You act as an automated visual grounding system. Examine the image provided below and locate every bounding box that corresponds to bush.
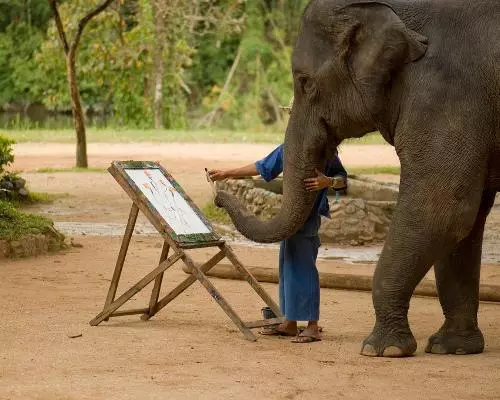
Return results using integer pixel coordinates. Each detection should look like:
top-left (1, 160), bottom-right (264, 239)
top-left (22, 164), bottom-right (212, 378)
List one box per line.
top-left (0, 135), bottom-right (15, 174)
top-left (0, 199), bottom-right (61, 241)
top-left (0, 171), bottom-right (29, 201)
top-left (0, 135), bottom-right (32, 202)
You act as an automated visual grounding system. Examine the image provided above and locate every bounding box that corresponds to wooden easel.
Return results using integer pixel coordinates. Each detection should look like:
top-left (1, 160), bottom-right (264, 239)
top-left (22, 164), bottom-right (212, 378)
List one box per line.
top-left (89, 161), bottom-right (283, 341)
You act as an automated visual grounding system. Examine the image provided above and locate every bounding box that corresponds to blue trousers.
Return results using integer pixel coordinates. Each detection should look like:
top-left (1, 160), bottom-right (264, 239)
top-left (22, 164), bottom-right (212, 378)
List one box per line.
top-left (278, 234), bottom-right (320, 321)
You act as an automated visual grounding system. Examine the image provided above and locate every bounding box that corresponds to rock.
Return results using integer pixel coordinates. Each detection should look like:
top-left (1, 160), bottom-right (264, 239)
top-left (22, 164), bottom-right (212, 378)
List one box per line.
top-left (48, 237), bottom-right (61, 252)
top-left (345, 205), bottom-right (356, 214)
top-left (0, 240), bottom-right (9, 258)
top-left (9, 240), bottom-right (24, 258)
top-left (17, 188), bottom-right (29, 197)
top-left (71, 240), bottom-right (84, 248)
top-left (0, 180), bottom-right (14, 190)
top-left (351, 198), bottom-right (366, 210)
top-left (13, 178), bottom-right (26, 190)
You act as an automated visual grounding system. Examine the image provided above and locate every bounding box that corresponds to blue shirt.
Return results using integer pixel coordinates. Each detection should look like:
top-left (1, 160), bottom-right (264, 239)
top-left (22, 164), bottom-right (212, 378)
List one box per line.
top-left (255, 144), bottom-right (347, 236)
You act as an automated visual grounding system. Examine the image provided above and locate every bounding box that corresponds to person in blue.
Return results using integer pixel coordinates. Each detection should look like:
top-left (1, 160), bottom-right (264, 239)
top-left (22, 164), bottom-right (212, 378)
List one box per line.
top-left (208, 145), bottom-right (347, 343)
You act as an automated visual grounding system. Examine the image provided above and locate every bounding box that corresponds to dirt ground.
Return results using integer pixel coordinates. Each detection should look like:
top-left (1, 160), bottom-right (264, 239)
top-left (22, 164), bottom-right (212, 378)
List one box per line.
top-left (2, 143), bottom-right (500, 399)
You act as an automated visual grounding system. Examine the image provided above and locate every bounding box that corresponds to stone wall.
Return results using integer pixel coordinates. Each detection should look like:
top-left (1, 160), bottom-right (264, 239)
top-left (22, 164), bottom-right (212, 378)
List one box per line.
top-left (217, 179), bottom-right (283, 219)
top-left (0, 231), bottom-right (66, 259)
top-left (252, 176), bottom-right (399, 202)
top-left (216, 179), bottom-right (396, 245)
top-left (321, 199), bottom-right (395, 245)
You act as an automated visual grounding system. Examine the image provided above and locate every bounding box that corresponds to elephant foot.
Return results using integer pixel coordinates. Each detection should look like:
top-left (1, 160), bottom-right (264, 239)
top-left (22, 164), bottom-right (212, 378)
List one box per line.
top-left (361, 327), bottom-right (417, 357)
top-left (425, 326), bottom-right (484, 355)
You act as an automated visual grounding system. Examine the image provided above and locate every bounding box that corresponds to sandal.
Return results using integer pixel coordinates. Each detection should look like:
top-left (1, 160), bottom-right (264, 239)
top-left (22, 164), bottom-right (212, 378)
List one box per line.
top-left (259, 326), bottom-right (297, 336)
top-left (291, 329), bottom-right (322, 343)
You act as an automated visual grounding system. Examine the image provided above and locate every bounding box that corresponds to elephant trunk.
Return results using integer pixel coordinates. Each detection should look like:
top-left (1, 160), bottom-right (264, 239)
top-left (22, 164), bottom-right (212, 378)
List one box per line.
top-left (215, 144), bottom-right (321, 243)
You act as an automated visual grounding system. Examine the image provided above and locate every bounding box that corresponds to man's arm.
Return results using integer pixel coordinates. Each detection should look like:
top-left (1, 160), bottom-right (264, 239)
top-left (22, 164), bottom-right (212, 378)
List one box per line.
top-left (208, 164), bottom-right (259, 182)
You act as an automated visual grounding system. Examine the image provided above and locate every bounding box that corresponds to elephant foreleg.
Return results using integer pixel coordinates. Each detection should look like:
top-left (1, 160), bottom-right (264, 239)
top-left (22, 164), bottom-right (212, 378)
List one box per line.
top-left (360, 172), bottom-right (485, 357)
top-left (425, 190), bottom-right (496, 355)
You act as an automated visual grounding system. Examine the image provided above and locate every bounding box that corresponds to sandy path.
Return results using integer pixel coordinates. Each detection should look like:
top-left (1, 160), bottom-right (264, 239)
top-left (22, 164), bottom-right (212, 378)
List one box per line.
top-left (2, 142), bottom-right (500, 399)
top-left (1, 237), bottom-right (500, 400)
top-left (12, 142), bottom-right (400, 171)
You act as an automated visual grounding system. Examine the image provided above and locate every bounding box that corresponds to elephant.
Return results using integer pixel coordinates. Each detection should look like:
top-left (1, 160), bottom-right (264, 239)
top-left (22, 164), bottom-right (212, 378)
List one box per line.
top-left (215, 0), bottom-right (500, 357)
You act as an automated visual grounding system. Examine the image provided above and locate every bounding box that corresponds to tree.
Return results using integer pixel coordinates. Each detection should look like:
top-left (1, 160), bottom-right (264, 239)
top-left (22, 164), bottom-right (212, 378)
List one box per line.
top-left (48, 0), bottom-right (115, 168)
top-left (150, 0), bottom-right (166, 129)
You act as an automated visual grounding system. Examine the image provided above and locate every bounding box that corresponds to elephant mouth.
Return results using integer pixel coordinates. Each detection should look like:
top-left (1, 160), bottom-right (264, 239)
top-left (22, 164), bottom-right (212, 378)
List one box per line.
top-left (320, 118), bottom-right (339, 158)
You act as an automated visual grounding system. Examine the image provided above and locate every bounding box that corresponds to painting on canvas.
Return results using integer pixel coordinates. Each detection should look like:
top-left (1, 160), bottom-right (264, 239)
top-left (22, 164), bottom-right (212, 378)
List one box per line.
top-left (124, 168), bottom-right (211, 235)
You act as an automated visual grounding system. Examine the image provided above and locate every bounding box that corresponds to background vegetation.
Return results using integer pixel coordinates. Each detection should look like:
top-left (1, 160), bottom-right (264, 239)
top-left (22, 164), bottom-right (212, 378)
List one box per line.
top-left (0, 0), bottom-right (309, 132)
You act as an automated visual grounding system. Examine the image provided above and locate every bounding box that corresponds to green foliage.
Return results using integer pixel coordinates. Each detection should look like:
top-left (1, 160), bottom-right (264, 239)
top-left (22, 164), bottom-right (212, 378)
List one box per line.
top-left (0, 22), bottom-right (46, 104)
top-left (0, 0), bottom-right (311, 131)
top-left (0, 199), bottom-right (57, 241)
top-left (0, 135), bottom-right (14, 173)
top-left (36, 166), bottom-right (106, 173)
top-left (348, 166), bottom-right (401, 176)
top-left (3, 127), bottom-right (285, 144)
top-left (202, 202), bottom-right (231, 224)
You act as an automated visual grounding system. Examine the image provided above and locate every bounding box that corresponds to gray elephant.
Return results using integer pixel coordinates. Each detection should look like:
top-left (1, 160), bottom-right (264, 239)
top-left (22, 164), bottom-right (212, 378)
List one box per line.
top-left (215, 0), bottom-right (500, 357)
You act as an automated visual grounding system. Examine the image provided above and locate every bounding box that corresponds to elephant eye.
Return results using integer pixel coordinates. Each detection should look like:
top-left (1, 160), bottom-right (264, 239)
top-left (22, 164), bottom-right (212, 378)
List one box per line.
top-left (299, 76), bottom-right (316, 96)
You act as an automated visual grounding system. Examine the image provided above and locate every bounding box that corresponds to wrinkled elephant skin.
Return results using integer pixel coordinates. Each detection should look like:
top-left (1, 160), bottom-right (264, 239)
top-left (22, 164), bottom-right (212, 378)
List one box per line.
top-left (216, 0), bottom-right (500, 357)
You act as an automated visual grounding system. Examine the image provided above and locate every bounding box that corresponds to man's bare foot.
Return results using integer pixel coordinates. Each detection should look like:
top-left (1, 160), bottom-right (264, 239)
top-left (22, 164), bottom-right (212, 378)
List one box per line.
top-left (291, 322), bottom-right (322, 343)
top-left (277, 320), bottom-right (297, 335)
top-left (259, 320), bottom-right (297, 336)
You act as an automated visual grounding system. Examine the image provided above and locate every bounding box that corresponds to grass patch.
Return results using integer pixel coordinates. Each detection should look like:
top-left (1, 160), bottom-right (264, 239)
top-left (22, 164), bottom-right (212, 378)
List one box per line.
top-left (25, 191), bottom-right (68, 204)
top-left (36, 167), bottom-right (106, 173)
top-left (348, 166), bottom-right (401, 175)
top-left (0, 200), bottom-right (59, 241)
top-left (202, 202), bottom-right (232, 224)
top-left (2, 128), bottom-right (389, 145)
top-left (7, 191), bottom-right (68, 208)
top-left (343, 132), bottom-right (387, 145)
top-left (3, 128), bottom-right (285, 144)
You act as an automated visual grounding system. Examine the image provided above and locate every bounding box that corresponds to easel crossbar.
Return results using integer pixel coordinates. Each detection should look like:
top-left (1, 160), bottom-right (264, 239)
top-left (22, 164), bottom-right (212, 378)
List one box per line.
top-left (143, 248), bottom-right (227, 319)
top-left (90, 251), bottom-right (183, 326)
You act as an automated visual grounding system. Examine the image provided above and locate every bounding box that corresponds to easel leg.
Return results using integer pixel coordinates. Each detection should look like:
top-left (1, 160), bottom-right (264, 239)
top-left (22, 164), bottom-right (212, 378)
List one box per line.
top-left (141, 241), bottom-right (170, 320)
top-left (90, 252), bottom-right (183, 326)
top-left (151, 249), bottom-right (226, 315)
top-left (103, 203), bottom-right (139, 321)
top-left (182, 254), bottom-right (257, 342)
top-left (224, 244), bottom-right (282, 319)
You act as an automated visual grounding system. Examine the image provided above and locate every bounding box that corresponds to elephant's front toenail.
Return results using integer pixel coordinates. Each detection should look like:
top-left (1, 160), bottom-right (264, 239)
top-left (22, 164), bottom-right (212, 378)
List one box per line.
top-left (382, 346), bottom-right (405, 357)
top-left (430, 344), bottom-right (447, 354)
top-left (360, 344), bottom-right (378, 357)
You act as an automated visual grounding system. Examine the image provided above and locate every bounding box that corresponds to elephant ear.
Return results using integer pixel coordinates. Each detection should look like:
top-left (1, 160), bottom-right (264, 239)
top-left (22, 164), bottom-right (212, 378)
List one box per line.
top-left (343, 2), bottom-right (428, 116)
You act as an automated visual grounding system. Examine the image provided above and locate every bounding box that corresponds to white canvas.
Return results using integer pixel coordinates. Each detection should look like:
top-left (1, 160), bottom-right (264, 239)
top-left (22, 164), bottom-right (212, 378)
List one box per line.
top-left (125, 168), bottom-right (211, 235)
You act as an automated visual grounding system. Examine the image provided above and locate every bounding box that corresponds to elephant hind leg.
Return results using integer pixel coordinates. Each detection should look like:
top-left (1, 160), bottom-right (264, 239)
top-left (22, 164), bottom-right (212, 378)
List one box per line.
top-left (426, 190), bottom-right (496, 355)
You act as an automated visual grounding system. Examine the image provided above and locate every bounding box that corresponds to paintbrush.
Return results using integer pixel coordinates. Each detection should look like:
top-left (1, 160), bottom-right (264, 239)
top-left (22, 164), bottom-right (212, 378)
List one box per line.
top-left (205, 168), bottom-right (217, 198)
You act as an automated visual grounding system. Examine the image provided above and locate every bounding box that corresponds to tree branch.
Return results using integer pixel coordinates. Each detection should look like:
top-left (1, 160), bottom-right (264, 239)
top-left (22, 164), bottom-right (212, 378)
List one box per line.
top-left (48, 0), bottom-right (69, 55)
top-left (71, 0), bottom-right (115, 54)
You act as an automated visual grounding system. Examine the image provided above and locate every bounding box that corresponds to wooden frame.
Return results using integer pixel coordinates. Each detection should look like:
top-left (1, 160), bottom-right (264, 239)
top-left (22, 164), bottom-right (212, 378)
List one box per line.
top-left (89, 161), bottom-right (283, 341)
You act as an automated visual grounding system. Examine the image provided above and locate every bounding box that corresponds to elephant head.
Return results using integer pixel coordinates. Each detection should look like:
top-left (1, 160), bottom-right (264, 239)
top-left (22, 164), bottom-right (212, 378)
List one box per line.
top-left (215, 0), bottom-right (427, 243)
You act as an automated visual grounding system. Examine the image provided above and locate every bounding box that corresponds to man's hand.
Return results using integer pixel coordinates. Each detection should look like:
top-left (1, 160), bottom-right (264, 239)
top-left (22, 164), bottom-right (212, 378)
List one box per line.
top-left (207, 169), bottom-right (228, 182)
top-left (304, 169), bottom-right (332, 191)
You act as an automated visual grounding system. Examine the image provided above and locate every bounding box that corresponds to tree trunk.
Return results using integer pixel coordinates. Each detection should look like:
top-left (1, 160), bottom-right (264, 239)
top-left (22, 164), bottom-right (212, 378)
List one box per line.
top-left (152, 0), bottom-right (165, 129)
top-left (49, 0), bottom-right (115, 169)
top-left (66, 53), bottom-right (88, 168)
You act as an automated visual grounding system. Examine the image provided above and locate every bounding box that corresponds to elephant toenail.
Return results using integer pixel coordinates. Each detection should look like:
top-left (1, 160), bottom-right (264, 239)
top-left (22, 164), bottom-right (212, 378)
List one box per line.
top-left (360, 344), bottom-right (378, 357)
top-left (430, 344), bottom-right (447, 354)
top-left (382, 346), bottom-right (405, 357)
top-left (455, 348), bottom-right (467, 355)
